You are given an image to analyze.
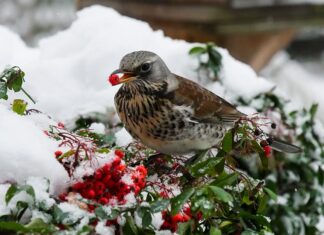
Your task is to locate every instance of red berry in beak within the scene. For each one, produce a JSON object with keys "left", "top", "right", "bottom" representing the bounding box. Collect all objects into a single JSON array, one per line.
[{"left": 108, "top": 74, "right": 120, "bottom": 85}]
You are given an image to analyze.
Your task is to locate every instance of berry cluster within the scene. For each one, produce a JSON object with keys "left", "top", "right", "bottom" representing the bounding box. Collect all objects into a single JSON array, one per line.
[
  {"left": 59, "top": 150, "right": 147, "bottom": 209},
  {"left": 161, "top": 207, "right": 196, "bottom": 232}
]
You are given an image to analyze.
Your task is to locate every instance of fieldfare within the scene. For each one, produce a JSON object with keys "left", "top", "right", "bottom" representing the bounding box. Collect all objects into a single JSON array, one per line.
[{"left": 109, "top": 51, "right": 301, "bottom": 154}]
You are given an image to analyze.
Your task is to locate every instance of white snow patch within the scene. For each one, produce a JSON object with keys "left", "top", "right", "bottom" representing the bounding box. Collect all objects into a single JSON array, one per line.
[
  {"left": 95, "top": 221, "right": 115, "bottom": 235},
  {"left": 115, "top": 128, "right": 133, "bottom": 147},
  {"left": 89, "top": 122, "right": 106, "bottom": 134},
  {"left": 0, "top": 105, "right": 69, "bottom": 194}
]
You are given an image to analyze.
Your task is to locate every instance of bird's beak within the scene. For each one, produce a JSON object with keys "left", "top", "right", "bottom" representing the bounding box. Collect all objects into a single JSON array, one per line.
[{"left": 109, "top": 69, "right": 136, "bottom": 86}]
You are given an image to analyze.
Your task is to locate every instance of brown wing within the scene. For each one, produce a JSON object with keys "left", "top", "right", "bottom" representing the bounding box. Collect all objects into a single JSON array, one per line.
[{"left": 168, "top": 75, "right": 244, "bottom": 124}]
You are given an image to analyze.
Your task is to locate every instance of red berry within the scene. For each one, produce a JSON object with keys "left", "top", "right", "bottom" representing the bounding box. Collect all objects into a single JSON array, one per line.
[
  {"left": 182, "top": 214, "right": 191, "bottom": 222},
  {"left": 98, "top": 197, "right": 109, "bottom": 205},
  {"left": 72, "top": 182, "right": 84, "bottom": 191},
  {"left": 88, "top": 204, "right": 95, "bottom": 212},
  {"left": 112, "top": 157, "right": 121, "bottom": 166},
  {"left": 115, "top": 149, "right": 125, "bottom": 158},
  {"left": 94, "top": 182, "right": 105, "bottom": 193},
  {"left": 102, "top": 164, "right": 111, "bottom": 174},
  {"left": 85, "top": 189, "right": 96, "bottom": 199},
  {"left": 54, "top": 150, "right": 63, "bottom": 158},
  {"left": 263, "top": 145, "right": 272, "bottom": 157},
  {"left": 108, "top": 74, "right": 120, "bottom": 86},
  {"left": 94, "top": 170, "right": 103, "bottom": 180},
  {"left": 183, "top": 207, "right": 191, "bottom": 216},
  {"left": 136, "top": 165, "right": 147, "bottom": 176},
  {"left": 117, "top": 164, "right": 126, "bottom": 172},
  {"left": 102, "top": 175, "right": 112, "bottom": 185},
  {"left": 196, "top": 211, "right": 203, "bottom": 220},
  {"left": 172, "top": 213, "right": 183, "bottom": 223},
  {"left": 58, "top": 122, "right": 65, "bottom": 128},
  {"left": 58, "top": 192, "right": 67, "bottom": 201}
]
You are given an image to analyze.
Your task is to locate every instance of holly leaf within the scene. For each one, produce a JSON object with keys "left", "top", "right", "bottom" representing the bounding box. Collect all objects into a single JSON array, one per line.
[
  {"left": 141, "top": 210, "right": 152, "bottom": 228},
  {"left": 222, "top": 131, "right": 233, "bottom": 153},
  {"left": 264, "top": 187, "right": 277, "bottom": 201},
  {"left": 189, "top": 46, "right": 206, "bottom": 55},
  {"left": 6, "top": 67, "right": 24, "bottom": 92},
  {"left": 171, "top": 188, "right": 195, "bottom": 215},
  {"left": 210, "top": 172, "right": 238, "bottom": 187},
  {"left": 210, "top": 227, "right": 222, "bottom": 235},
  {"left": 12, "top": 99, "right": 27, "bottom": 115},
  {"left": 208, "top": 186, "right": 233, "bottom": 202},
  {"left": 0, "top": 81, "right": 8, "bottom": 100},
  {"left": 150, "top": 199, "right": 169, "bottom": 213},
  {"left": 122, "top": 215, "right": 138, "bottom": 235}
]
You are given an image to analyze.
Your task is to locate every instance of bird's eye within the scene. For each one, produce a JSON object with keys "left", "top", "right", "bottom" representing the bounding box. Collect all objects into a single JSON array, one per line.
[{"left": 140, "top": 62, "right": 151, "bottom": 73}]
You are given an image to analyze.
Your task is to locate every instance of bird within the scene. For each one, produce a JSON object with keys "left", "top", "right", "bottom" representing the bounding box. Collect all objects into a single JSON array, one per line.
[{"left": 109, "top": 51, "right": 301, "bottom": 155}]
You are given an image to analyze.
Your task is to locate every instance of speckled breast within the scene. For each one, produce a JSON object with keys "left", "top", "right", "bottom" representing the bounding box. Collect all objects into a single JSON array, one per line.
[{"left": 114, "top": 80, "right": 225, "bottom": 154}]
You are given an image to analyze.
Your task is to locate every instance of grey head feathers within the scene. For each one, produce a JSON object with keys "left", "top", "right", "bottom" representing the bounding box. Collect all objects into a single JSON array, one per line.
[{"left": 119, "top": 51, "right": 171, "bottom": 81}]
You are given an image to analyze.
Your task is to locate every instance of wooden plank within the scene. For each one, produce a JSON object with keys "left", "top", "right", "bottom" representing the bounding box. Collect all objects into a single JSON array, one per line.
[{"left": 77, "top": 0, "right": 324, "bottom": 33}]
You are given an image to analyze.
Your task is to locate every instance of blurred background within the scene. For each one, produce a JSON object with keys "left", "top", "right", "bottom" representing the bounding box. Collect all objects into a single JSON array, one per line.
[{"left": 1, "top": 0, "right": 324, "bottom": 118}]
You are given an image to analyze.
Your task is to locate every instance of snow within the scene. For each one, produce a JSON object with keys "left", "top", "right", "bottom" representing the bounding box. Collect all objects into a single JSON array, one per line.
[
  {"left": 0, "top": 184, "right": 10, "bottom": 216},
  {"left": 0, "top": 105, "right": 69, "bottom": 194},
  {"left": 262, "top": 51, "right": 324, "bottom": 122},
  {"left": 115, "top": 128, "right": 133, "bottom": 147},
  {"left": 89, "top": 122, "right": 105, "bottom": 134},
  {"left": 95, "top": 221, "right": 115, "bottom": 235},
  {"left": 26, "top": 177, "right": 55, "bottom": 209}
]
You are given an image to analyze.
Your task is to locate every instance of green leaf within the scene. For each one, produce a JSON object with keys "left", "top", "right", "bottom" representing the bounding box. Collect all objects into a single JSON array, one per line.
[
  {"left": 171, "top": 188, "right": 195, "bottom": 215},
  {"left": 210, "top": 172, "right": 238, "bottom": 187},
  {"left": 189, "top": 46, "right": 206, "bottom": 55},
  {"left": 210, "top": 226, "right": 222, "bottom": 235},
  {"left": 141, "top": 210, "right": 152, "bottom": 228},
  {"left": 122, "top": 215, "right": 138, "bottom": 235},
  {"left": 0, "top": 221, "right": 28, "bottom": 233},
  {"left": 264, "top": 187, "right": 277, "bottom": 201},
  {"left": 309, "top": 103, "right": 318, "bottom": 120},
  {"left": 222, "top": 131, "right": 233, "bottom": 153},
  {"left": 150, "top": 199, "right": 169, "bottom": 213},
  {"left": 208, "top": 186, "right": 233, "bottom": 202},
  {"left": 95, "top": 206, "right": 119, "bottom": 220},
  {"left": 177, "top": 221, "right": 193, "bottom": 235},
  {"left": 0, "top": 81, "right": 8, "bottom": 100},
  {"left": 25, "top": 218, "right": 57, "bottom": 233},
  {"left": 5, "top": 185, "right": 18, "bottom": 204},
  {"left": 16, "top": 201, "right": 29, "bottom": 221},
  {"left": 6, "top": 67, "right": 24, "bottom": 92},
  {"left": 5, "top": 184, "right": 35, "bottom": 205},
  {"left": 52, "top": 205, "right": 69, "bottom": 224},
  {"left": 251, "top": 140, "right": 263, "bottom": 153},
  {"left": 12, "top": 99, "right": 27, "bottom": 115},
  {"left": 259, "top": 151, "right": 268, "bottom": 169},
  {"left": 189, "top": 156, "right": 224, "bottom": 177}
]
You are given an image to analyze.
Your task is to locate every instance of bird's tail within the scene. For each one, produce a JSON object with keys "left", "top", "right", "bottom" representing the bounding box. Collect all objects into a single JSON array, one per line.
[{"left": 270, "top": 138, "right": 302, "bottom": 153}]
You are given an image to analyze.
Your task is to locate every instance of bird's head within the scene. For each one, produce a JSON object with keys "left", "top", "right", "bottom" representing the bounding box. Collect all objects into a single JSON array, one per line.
[{"left": 109, "top": 51, "right": 171, "bottom": 86}]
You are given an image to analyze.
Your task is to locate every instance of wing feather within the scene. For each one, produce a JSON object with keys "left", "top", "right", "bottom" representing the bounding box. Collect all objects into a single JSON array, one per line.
[{"left": 167, "top": 75, "right": 244, "bottom": 124}]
